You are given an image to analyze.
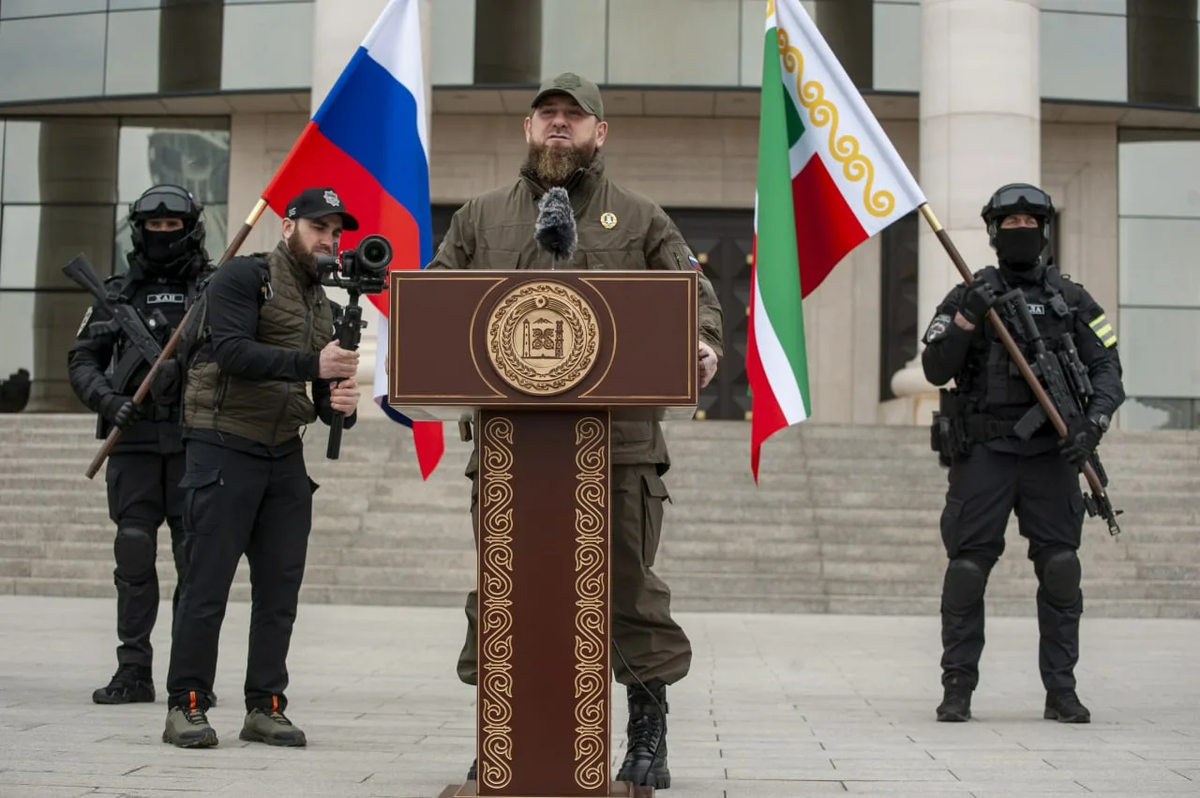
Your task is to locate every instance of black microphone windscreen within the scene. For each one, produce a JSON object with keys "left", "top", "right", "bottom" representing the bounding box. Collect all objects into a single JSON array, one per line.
[{"left": 535, "top": 187, "right": 577, "bottom": 262}]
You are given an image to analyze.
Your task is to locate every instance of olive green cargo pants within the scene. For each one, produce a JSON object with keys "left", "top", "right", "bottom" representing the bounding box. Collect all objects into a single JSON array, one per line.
[{"left": 456, "top": 462, "right": 692, "bottom": 687}]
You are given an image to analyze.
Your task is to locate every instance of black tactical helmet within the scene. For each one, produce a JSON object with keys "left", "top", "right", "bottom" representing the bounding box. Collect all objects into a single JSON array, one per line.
[
  {"left": 128, "top": 183, "right": 206, "bottom": 262},
  {"left": 980, "top": 182, "right": 1054, "bottom": 250}
]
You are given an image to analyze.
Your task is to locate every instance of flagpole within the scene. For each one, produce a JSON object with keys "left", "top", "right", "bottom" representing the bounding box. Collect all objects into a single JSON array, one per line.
[
  {"left": 916, "top": 203, "right": 1119, "bottom": 535},
  {"left": 83, "top": 197, "right": 271, "bottom": 479}
]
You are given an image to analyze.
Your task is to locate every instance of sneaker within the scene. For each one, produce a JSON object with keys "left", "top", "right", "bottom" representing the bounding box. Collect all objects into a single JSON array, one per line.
[
  {"left": 92, "top": 664, "right": 155, "bottom": 705},
  {"left": 239, "top": 707, "right": 307, "bottom": 747},
  {"left": 162, "top": 704, "right": 218, "bottom": 748}
]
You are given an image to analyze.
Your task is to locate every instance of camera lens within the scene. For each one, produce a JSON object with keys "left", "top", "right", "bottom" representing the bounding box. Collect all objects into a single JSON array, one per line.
[{"left": 357, "top": 235, "right": 392, "bottom": 274}]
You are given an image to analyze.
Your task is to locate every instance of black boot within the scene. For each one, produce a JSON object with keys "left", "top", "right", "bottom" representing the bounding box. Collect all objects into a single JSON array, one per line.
[
  {"left": 1044, "top": 689, "right": 1090, "bottom": 723},
  {"left": 467, "top": 758, "right": 476, "bottom": 781},
  {"left": 936, "top": 675, "right": 972, "bottom": 722},
  {"left": 616, "top": 680, "right": 670, "bottom": 790},
  {"left": 93, "top": 663, "right": 155, "bottom": 705}
]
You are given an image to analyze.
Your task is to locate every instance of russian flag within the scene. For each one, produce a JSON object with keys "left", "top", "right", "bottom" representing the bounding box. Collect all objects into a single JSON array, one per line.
[{"left": 260, "top": 0, "right": 445, "bottom": 480}]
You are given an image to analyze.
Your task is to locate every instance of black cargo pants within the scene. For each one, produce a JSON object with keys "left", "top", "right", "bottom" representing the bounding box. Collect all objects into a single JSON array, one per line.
[
  {"left": 104, "top": 451, "right": 188, "bottom": 669},
  {"left": 939, "top": 443, "right": 1086, "bottom": 693},
  {"left": 166, "top": 439, "right": 315, "bottom": 713},
  {"left": 456, "top": 462, "right": 692, "bottom": 687}
]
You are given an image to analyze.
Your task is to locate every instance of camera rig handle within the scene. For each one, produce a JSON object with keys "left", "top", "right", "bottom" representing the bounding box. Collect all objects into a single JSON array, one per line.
[{"left": 326, "top": 292, "right": 366, "bottom": 460}]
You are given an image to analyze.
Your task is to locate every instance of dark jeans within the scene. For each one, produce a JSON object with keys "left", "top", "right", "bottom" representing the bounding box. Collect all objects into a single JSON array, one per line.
[{"left": 166, "top": 439, "right": 315, "bottom": 712}]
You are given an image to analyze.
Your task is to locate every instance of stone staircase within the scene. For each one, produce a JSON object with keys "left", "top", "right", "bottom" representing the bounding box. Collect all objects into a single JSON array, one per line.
[{"left": 1, "top": 414, "right": 1197, "bottom": 618}]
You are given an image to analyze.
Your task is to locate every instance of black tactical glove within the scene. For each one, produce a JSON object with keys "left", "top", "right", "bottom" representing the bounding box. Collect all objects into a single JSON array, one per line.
[
  {"left": 100, "top": 393, "right": 142, "bottom": 430},
  {"left": 959, "top": 279, "right": 998, "bottom": 328},
  {"left": 150, "top": 358, "right": 181, "bottom": 406},
  {"left": 1059, "top": 417, "right": 1103, "bottom": 468}
]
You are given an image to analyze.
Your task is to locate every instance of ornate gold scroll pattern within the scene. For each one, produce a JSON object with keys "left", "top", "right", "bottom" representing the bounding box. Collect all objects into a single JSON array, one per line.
[
  {"left": 480, "top": 416, "right": 514, "bottom": 790},
  {"left": 573, "top": 416, "right": 607, "bottom": 790},
  {"left": 776, "top": 27, "right": 894, "bottom": 218}
]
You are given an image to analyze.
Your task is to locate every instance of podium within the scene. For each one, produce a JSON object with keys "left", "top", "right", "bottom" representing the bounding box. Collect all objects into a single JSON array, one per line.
[{"left": 386, "top": 269, "right": 699, "bottom": 798}]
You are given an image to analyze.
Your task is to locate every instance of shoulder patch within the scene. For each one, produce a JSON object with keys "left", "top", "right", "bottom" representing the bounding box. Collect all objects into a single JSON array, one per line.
[
  {"left": 924, "top": 313, "right": 953, "bottom": 343},
  {"left": 1087, "top": 312, "right": 1117, "bottom": 348}
]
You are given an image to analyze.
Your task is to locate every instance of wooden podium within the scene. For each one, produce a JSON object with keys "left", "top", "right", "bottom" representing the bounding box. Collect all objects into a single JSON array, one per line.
[{"left": 386, "top": 269, "right": 699, "bottom": 798}]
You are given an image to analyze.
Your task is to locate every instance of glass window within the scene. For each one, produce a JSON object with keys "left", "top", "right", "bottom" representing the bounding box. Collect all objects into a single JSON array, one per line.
[
  {"left": 1118, "top": 307, "right": 1200, "bottom": 399},
  {"left": 1118, "top": 136, "right": 1200, "bottom": 218},
  {"left": 1, "top": 118, "right": 119, "bottom": 205},
  {"left": 607, "top": 0, "right": 741, "bottom": 86},
  {"left": 1040, "top": 11, "right": 1127, "bottom": 102},
  {"left": 1, "top": 204, "right": 117, "bottom": 290},
  {"left": 872, "top": 0, "right": 919, "bottom": 93},
  {"left": 117, "top": 119, "right": 230, "bottom": 205},
  {"left": 430, "top": 0, "right": 476, "bottom": 85},
  {"left": 105, "top": 9, "right": 161, "bottom": 96},
  {"left": 109, "top": 0, "right": 161, "bottom": 8},
  {"left": 541, "top": 0, "right": 605, "bottom": 84},
  {"left": 1120, "top": 397, "right": 1197, "bottom": 431},
  {"left": 220, "top": 2, "right": 314, "bottom": 91},
  {"left": 1041, "top": 0, "right": 1124, "bottom": 12},
  {"left": 1118, "top": 218, "right": 1200, "bottom": 308},
  {"left": 0, "top": 289, "right": 96, "bottom": 411},
  {"left": 0, "top": 14, "right": 107, "bottom": 103},
  {"left": 1, "top": 0, "right": 106, "bottom": 18}
]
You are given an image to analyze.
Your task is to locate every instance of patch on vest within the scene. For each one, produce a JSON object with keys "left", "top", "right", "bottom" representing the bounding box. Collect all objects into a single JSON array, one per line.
[
  {"left": 1088, "top": 313, "right": 1117, "bottom": 348},
  {"left": 924, "top": 313, "right": 953, "bottom": 343},
  {"left": 1026, "top": 303, "right": 1045, "bottom": 315},
  {"left": 146, "top": 293, "right": 185, "bottom": 305}
]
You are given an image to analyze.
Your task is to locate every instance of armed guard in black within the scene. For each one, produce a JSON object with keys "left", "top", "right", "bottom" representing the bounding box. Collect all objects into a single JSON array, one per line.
[
  {"left": 921, "top": 183, "right": 1125, "bottom": 725},
  {"left": 67, "top": 184, "right": 215, "bottom": 705}
]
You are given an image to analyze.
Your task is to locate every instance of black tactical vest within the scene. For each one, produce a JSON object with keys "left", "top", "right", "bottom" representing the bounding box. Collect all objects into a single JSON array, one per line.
[{"left": 964, "top": 269, "right": 1083, "bottom": 415}]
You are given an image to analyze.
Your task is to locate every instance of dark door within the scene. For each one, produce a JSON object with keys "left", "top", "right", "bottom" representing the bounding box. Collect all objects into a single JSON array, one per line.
[{"left": 666, "top": 208, "right": 755, "bottom": 421}]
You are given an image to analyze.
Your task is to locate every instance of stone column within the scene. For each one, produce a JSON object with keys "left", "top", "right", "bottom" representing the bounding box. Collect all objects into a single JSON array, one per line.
[
  {"left": 889, "top": 0, "right": 1041, "bottom": 422},
  {"left": 310, "top": 0, "right": 433, "bottom": 414}
]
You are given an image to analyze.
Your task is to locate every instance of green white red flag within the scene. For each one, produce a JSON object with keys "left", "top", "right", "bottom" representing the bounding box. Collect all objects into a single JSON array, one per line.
[{"left": 747, "top": 0, "right": 927, "bottom": 480}]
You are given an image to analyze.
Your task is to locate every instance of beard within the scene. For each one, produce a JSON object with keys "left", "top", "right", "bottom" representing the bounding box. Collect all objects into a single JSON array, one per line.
[
  {"left": 285, "top": 228, "right": 327, "bottom": 276},
  {"left": 521, "top": 141, "right": 596, "bottom": 186}
]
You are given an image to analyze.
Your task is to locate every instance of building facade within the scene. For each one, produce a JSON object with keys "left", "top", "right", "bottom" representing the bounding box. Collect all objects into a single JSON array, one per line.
[{"left": 0, "top": 0, "right": 1196, "bottom": 430}]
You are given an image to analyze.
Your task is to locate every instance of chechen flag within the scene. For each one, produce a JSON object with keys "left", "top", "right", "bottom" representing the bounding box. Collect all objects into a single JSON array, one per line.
[
  {"left": 261, "top": 0, "right": 445, "bottom": 480},
  {"left": 748, "top": 0, "right": 926, "bottom": 480}
]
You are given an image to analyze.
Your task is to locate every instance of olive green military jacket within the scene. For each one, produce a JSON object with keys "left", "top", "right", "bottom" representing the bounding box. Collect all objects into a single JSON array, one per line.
[{"left": 427, "top": 157, "right": 724, "bottom": 471}]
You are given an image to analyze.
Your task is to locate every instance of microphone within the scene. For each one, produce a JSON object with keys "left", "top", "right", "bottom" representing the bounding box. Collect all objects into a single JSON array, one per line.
[{"left": 535, "top": 187, "right": 576, "bottom": 269}]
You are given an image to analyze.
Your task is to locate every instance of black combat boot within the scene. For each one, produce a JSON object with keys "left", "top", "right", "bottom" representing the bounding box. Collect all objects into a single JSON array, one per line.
[
  {"left": 936, "top": 675, "right": 972, "bottom": 722},
  {"left": 616, "top": 680, "right": 670, "bottom": 789},
  {"left": 93, "top": 663, "right": 155, "bottom": 705},
  {"left": 1044, "top": 689, "right": 1090, "bottom": 723}
]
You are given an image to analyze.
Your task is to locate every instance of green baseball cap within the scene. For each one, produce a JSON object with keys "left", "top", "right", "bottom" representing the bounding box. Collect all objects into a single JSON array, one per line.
[{"left": 531, "top": 72, "right": 604, "bottom": 121}]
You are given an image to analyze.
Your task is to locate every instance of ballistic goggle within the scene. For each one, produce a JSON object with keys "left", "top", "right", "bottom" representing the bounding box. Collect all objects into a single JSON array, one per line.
[
  {"left": 982, "top": 184, "right": 1054, "bottom": 221},
  {"left": 129, "top": 186, "right": 199, "bottom": 219}
]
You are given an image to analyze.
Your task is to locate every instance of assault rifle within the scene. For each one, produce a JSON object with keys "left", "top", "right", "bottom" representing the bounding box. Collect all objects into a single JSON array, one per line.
[
  {"left": 997, "top": 288, "right": 1122, "bottom": 536},
  {"left": 62, "top": 254, "right": 169, "bottom": 393}
]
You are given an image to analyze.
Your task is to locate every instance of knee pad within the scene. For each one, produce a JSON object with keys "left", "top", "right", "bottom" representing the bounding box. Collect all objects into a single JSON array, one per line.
[
  {"left": 114, "top": 526, "right": 156, "bottom": 582},
  {"left": 942, "top": 558, "right": 989, "bottom": 613},
  {"left": 1038, "top": 549, "right": 1081, "bottom": 607}
]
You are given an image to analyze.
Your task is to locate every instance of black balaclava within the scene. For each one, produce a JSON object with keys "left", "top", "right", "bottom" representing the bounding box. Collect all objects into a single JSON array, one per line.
[{"left": 994, "top": 223, "right": 1045, "bottom": 273}]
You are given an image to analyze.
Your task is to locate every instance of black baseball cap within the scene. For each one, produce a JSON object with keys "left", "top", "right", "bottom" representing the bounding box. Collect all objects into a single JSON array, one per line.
[{"left": 285, "top": 187, "right": 360, "bottom": 231}]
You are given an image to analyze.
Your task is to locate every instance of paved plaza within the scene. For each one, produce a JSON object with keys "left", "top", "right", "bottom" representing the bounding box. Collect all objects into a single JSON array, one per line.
[{"left": 0, "top": 596, "right": 1196, "bottom": 797}]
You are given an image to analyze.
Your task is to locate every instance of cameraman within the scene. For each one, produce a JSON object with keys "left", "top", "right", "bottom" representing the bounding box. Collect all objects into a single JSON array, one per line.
[
  {"left": 162, "top": 187, "right": 361, "bottom": 749},
  {"left": 67, "top": 184, "right": 213, "bottom": 706}
]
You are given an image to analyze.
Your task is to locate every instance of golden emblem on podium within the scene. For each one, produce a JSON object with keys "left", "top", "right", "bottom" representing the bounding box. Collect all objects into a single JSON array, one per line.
[{"left": 486, "top": 281, "right": 600, "bottom": 396}]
